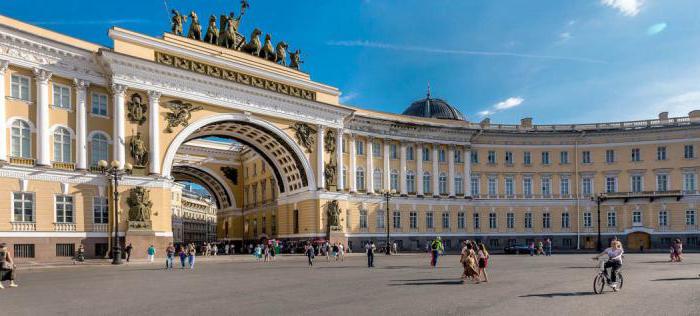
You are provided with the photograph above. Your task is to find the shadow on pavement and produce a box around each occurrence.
[390,280,465,286]
[650,277,700,282]
[391,278,456,282]
[519,291,596,298]
[562,266,594,269]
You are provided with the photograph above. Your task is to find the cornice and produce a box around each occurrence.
[0,165,173,188]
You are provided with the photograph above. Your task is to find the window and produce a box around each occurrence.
[504,151,513,164]
[356,168,365,191]
[607,211,616,227]
[11,74,30,101]
[505,177,514,196]
[488,213,497,229]
[605,176,617,193]
[488,177,497,196]
[406,171,416,193]
[560,177,570,196]
[423,172,431,194]
[684,173,697,192]
[659,211,668,226]
[359,210,368,229]
[53,127,72,163]
[524,212,532,229]
[409,212,417,229]
[455,150,462,163]
[91,93,108,116]
[506,213,514,229]
[93,197,108,224]
[346,209,351,229]
[561,212,570,228]
[471,151,479,164]
[390,170,399,191]
[542,212,551,229]
[372,142,381,156]
[13,192,34,222]
[523,177,533,197]
[373,169,382,193]
[422,147,430,161]
[686,210,696,226]
[631,148,641,162]
[541,151,550,165]
[657,146,667,161]
[656,174,668,191]
[628,175,642,193]
[582,151,591,164]
[376,210,385,228]
[438,149,446,162]
[541,177,551,197]
[523,152,531,165]
[605,150,615,163]
[487,150,496,164]
[442,212,450,229]
[389,144,398,159]
[393,211,401,229]
[473,213,480,229]
[55,195,74,223]
[426,212,434,229]
[455,175,463,195]
[584,212,592,227]
[582,177,593,196]
[560,151,569,164]
[406,146,414,160]
[56,244,75,257]
[457,212,465,229]
[684,145,695,159]
[633,211,642,225]
[293,210,299,233]
[439,173,448,195]
[14,244,35,258]
[356,140,364,155]
[52,84,71,109]
[470,176,480,196]
[11,120,31,158]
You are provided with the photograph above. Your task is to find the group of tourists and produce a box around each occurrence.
[252,243,277,262]
[303,241,348,267]
[528,239,552,256]
[164,243,197,270]
[460,240,490,284]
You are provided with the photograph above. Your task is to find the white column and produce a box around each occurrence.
[348,133,356,192]
[0,61,8,162]
[465,148,472,198]
[448,145,456,197]
[74,79,90,170]
[33,68,52,166]
[399,142,407,196]
[432,145,439,197]
[112,84,127,169]
[316,125,325,190]
[383,139,390,190]
[335,128,344,191]
[366,136,374,193]
[148,90,162,175]
[416,143,424,197]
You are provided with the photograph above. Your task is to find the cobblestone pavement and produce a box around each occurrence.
[1,253,699,316]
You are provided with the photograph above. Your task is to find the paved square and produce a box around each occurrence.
[1,253,699,315]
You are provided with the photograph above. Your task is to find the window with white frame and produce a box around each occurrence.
[423,172,431,194]
[13,192,34,222]
[560,151,569,164]
[605,176,617,193]
[393,211,401,229]
[409,212,417,229]
[542,212,551,229]
[11,74,30,101]
[406,171,416,193]
[53,127,72,163]
[582,151,591,163]
[439,173,448,195]
[489,213,497,229]
[561,212,570,228]
[426,212,434,229]
[632,211,642,225]
[91,93,108,116]
[607,211,616,227]
[455,150,462,163]
[439,149,446,162]
[582,177,593,196]
[541,177,551,197]
[487,150,496,164]
[523,151,531,165]
[376,210,385,228]
[470,176,480,196]
[372,142,381,156]
[359,210,368,228]
[93,197,108,224]
[686,209,696,226]
[390,170,399,191]
[523,177,533,196]
[659,210,668,226]
[541,151,550,165]
[372,169,382,193]
[406,146,414,160]
[488,176,497,196]
[442,212,450,229]
[457,212,465,229]
[473,213,480,229]
[683,173,696,192]
[423,147,430,161]
[631,148,641,162]
[606,150,615,163]
[657,146,667,161]
[52,84,71,109]
[356,168,365,191]
[506,212,514,229]
[524,212,532,229]
[684,144,694,159]
[455,175,463,195]
[55,195,74,223]
[390,144,398,159]
[560,177,570,196]
[504,151,513,164]
[471,151,478,163]
[11,120,31,158]
[631,175,643,193]
[656,174,668,191]
[584,212,592,227]
[505,177,514,196]
[356,140,364,155]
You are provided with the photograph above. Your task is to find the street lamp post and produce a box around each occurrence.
[594,193,606,252]
[382,189,396,255]
[98,159,132,265]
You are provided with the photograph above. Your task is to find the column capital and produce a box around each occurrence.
[111,83,128,96]
[0,60,9,74]
[72,78,90,91]
[32,68,52,83]
[147,90,162,101]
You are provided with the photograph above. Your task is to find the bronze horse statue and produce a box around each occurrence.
[275,41,288,66]
[186,11,202,40]
[241,28,262,56]
[261,34,275,61]
[203,15,218,44]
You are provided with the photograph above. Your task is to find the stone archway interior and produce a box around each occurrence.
[172,165,232,209]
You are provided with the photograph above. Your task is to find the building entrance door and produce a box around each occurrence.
[627,232,651,252]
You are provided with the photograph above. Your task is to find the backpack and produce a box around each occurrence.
[431,242,438,250]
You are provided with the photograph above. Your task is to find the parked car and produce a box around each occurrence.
[504,244,531,254]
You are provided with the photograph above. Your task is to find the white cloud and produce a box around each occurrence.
[601,0,643,17]
[652,91,700,117]
[339,92,359,103]
[647,23,667,35]
[477,110,493,117]
[477,97,525,117]
[558,32,573,43]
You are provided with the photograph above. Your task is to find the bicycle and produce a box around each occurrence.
[593,258,623,294]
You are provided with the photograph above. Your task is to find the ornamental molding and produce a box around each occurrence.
[0,165,174,189]
[0,26,106,84]
[346,117,473,145]
[100,50,350,128]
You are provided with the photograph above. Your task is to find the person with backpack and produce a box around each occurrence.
[430,236,444,267]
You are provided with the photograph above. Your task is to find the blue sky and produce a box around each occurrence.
[2,0,700,124]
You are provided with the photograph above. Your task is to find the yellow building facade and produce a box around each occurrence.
[0,14,698,260]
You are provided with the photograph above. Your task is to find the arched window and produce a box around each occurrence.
[406,171,415,193]
[90,133,109,166]
[356,167,365,191]
[53,127,72,163]
[11,120,31,158]
[439,173,448,195]
[373,168,382,193]
[390,170,399,191]
[455,175,464,195]
[423,172,431,194]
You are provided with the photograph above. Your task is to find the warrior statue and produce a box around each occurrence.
[327,200,341,228]
[170,10,187,36]
[261,34,275,61]
[203,15,219,44]
[187,11,202,40]
[218,0,248,48]
[289,49,303,70]
[324,160,336,189]
[129,131,149,167]
[275,41,288,66]
[241,28,262,56]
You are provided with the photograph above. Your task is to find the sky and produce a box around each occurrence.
[2,0,700,124]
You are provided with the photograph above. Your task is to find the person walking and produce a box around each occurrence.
[477,244,490,283]
[338,243,345,262]
[529,241,535,256]
[332,243,339,261]
[545,238,552,256]
[165,243,175,270]
[536,240,544,256]
[393,242,398,254]
[263,244,271,262]
[0,243,18,288]
[460,241,479,284]
[73,244,85,264]
[178,245,187,269]
[430,237,444,267]
[147,245,156,263]
[270,243,276,261]
[304,242,315,267]
[125,243,133,262]
[212,244,218,256]
[187,243,196,269]
[366,241,376,268]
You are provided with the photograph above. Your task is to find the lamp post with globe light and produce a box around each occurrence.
[98,159,132,265]
[382,189,396,255]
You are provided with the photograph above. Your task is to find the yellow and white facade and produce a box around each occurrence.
[0,15,698,260]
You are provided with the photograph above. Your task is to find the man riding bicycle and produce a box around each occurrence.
[592,240,624,291]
